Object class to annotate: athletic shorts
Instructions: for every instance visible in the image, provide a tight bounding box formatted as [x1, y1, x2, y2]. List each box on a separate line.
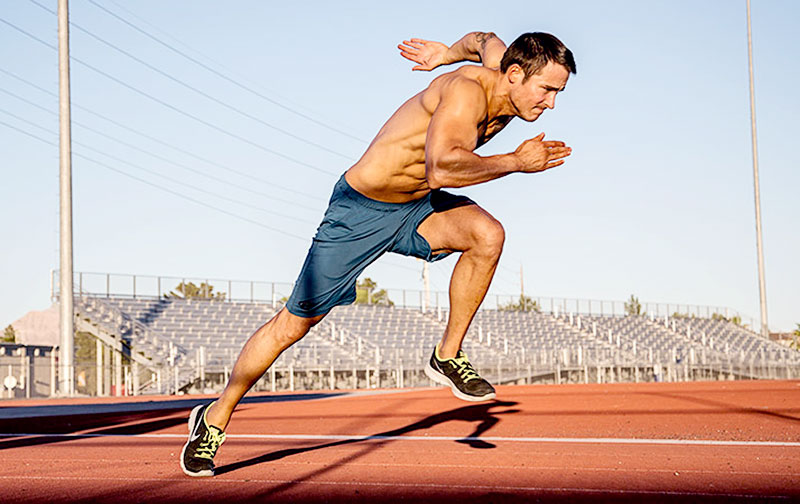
[285, 174, 474, 318]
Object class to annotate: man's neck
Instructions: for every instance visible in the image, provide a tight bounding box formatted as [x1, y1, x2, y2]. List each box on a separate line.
[486, 70, 516, 122]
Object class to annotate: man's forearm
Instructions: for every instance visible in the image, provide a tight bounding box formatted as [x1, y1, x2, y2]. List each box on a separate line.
[444, 32, 506, 68]
[427, 147, 520, 189]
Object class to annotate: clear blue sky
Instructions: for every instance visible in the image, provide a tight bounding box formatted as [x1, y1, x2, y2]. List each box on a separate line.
[1, 0, 797, 331]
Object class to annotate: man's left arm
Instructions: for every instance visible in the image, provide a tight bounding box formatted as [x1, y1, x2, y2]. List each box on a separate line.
[398, 32, 506, 71]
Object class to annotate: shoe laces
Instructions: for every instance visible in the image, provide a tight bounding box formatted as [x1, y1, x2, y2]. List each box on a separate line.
[452, 352, 480, 382]
[196, 427, 226, 460]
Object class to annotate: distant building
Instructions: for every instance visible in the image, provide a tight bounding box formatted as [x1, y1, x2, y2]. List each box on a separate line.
[10, 304, 59, 347]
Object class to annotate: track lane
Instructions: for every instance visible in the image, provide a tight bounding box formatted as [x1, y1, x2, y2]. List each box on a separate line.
[1, 380, 798, 502]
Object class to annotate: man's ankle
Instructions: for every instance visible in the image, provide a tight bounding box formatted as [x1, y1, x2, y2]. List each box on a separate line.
[435, 343, 458, 360]
[205, 401, 228, 431]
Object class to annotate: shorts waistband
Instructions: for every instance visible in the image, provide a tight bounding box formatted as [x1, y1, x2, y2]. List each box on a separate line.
[336, 174, 425, 211]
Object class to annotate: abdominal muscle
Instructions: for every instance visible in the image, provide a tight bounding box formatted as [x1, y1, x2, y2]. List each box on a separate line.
[344, 87, 440, 203]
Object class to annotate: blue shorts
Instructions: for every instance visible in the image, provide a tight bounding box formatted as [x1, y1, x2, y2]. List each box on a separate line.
[286, 174, 474, 318]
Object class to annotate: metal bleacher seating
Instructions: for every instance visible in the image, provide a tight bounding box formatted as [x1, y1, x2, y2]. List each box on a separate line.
[82, 296, 799, 390]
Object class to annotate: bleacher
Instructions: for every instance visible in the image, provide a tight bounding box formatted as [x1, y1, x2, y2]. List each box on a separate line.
[75, 296, 800, 393]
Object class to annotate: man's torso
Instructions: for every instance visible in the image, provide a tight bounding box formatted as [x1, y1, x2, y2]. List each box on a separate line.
[345, 65, 511, 203]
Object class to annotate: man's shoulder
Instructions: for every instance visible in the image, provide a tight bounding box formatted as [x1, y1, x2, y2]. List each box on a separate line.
[438, 66, 492, 91]
[431, 66, 491, 106]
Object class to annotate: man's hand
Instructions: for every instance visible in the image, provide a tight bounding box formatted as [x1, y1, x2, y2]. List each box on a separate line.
[399, 32, 506, 71]
[513, 133, 572, 173]
[398, 38, 449, 71]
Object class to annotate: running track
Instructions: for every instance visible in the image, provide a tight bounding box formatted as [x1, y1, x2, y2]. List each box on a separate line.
[1, 380, 799, 503]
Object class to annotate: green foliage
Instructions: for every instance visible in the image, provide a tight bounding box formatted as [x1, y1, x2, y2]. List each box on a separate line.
[499, 295, 541, 312]
[2, 324, 15, 343]
[792, 323, 800, 350]
[624, 295, 642, 316]
[355, 277, 394, 306]
[74, 330, 97, 396]
[166, 281, 226, 300]
[711, 312, 743, 326]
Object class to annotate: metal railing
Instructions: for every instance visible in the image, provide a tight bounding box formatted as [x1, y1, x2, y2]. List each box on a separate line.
[52, 270, 755, 327]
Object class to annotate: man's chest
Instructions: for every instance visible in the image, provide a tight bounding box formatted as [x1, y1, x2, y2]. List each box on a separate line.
[476, 117, 512, 148]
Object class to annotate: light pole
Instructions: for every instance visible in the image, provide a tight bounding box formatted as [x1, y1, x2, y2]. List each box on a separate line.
[58, 0, 75, 395]
[746, 0, 769, 338]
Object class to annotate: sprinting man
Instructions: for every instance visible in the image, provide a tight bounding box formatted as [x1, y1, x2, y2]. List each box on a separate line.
[181, 31, 575, 477]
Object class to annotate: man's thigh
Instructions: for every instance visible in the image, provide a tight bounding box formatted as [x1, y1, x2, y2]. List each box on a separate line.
[416, 203, 504, 255]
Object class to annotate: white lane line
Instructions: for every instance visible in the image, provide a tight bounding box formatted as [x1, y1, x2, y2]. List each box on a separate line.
[0, 475, 792, 499]
[2, 432, 800, 447]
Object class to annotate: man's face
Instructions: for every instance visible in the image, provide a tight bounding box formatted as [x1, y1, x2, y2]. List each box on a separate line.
[509, 61, 570, 122]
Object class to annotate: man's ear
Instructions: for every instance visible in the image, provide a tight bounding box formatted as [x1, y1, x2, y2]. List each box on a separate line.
[507, 64, 525, 85]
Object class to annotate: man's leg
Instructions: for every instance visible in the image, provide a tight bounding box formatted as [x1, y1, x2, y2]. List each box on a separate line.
[181, 307, 324, 477]
[206, 307, 325, 430]
[417, 204, 505, 359]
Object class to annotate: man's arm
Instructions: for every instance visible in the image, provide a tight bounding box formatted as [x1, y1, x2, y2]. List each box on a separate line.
[425, 78, 572, 189]
[398, 32, 506, 71]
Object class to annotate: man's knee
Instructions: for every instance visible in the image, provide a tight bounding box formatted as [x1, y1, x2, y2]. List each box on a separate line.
[267, 308, 323, 349]
[470, 217, 505, 259]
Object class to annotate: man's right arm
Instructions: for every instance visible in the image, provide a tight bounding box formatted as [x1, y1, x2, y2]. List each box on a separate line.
[399, 32, 506, 71]
[425, 78, 571, 189]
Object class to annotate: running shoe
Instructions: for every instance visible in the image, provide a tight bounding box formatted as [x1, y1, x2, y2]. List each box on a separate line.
[180, 402, 226, 477]
[424, 346, 496, 401]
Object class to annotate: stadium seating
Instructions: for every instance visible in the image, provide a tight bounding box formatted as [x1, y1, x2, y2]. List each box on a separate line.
[76, 296, 800, 393]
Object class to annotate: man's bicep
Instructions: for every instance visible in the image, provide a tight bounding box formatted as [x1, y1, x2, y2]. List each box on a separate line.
[425, 83, 485, 168]
[476, 32, 506, 69]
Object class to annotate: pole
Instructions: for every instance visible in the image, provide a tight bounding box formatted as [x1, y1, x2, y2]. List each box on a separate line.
[746, 0, 769, 338]
[58, 0, 74, 396]
[422, 260, 430, 313]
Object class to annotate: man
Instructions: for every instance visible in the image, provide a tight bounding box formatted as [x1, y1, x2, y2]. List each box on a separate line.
[181, 31, 575, 477]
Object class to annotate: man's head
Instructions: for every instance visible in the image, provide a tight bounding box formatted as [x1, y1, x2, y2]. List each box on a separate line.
[501, 32, 576, 121]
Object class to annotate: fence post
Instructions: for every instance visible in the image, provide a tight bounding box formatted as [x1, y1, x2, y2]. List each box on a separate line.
[50, 348, 57, 397]
[132, 361, 139, 396]
[96, 339, 103, 396]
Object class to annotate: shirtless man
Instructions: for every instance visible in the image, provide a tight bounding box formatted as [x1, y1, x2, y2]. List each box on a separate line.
[181, 31, 576, 477]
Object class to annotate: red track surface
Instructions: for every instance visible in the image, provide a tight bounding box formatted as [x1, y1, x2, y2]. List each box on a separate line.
[2, 380, 799, 503]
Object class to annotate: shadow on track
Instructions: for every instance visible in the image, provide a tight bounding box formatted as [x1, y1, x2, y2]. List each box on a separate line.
[0, 392, 346, 450]
[215, 400, 519, 497]
[0, 411, 188, 450]
[643, 390, 800, 424]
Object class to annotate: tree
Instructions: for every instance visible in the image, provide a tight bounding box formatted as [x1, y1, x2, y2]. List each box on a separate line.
[499, 295, 541, 312]
[355, 277, 394, 306]
[792, 323, 800, 351]
[2, 324, 14, 343]
[711, 312, 744, 327]
[624, 294, 642, 316]
[167, 281, 226, 300]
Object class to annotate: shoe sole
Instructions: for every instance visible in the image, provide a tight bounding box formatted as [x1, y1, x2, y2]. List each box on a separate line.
[180, 404, 214, 477]
[424, 361, 496, 402]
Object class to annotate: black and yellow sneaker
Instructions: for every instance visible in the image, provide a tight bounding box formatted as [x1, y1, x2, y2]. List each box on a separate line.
[180, 402, 226, 477]
[424, 346, 496, 402]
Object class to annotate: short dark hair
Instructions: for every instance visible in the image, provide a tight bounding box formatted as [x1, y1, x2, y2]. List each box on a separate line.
[500, 32, 576, 79]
